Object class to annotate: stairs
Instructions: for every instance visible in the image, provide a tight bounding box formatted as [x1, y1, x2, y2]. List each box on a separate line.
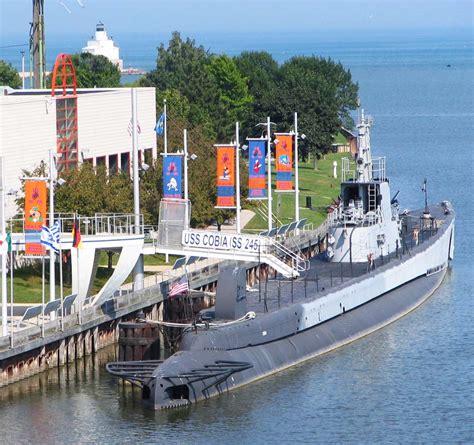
[368, 184, 377, 212]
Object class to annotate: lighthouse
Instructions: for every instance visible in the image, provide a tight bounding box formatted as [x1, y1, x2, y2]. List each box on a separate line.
[82, 22, 123, 70]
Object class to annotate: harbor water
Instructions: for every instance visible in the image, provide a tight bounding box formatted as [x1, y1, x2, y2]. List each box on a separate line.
[0, 32, 473, 443]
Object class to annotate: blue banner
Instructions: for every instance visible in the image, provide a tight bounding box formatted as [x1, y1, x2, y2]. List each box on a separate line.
[248, 139, 266, 199]
[163, 155, 182, 199]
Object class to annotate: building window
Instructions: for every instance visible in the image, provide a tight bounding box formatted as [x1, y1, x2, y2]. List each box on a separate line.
[109, 154, 118, 175]
[121, 152, 130, 174]
[144, 148, 152, 166]
[96, 156, 106, 167]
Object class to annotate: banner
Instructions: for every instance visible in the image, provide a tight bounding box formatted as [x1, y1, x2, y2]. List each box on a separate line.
[248, 139, 267, 200]
[24, 180, 47, 255]
[275, 133, 293, 191]
[163, 155, 183, 199]
[215, 144, 235, 208]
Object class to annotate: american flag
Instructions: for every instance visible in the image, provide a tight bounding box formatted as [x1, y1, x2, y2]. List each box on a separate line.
[169, 276, 189, 297]
[127, 119, 142, 136]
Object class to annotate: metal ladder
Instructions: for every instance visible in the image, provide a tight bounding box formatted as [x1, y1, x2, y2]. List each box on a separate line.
[368, 184, 377, 212]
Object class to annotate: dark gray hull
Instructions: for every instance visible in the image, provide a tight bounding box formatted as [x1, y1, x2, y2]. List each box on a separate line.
[144, 269, 446, 410]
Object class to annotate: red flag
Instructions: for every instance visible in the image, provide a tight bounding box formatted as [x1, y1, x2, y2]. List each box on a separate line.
[72, 215, 83, 248]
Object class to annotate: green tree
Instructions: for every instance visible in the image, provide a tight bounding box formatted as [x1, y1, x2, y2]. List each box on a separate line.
[274, 56, 358, 168]
[47, 53, 121, 88]
[206, 55, 253, 140]
[234, 51, 279, 138]
[0, 60, 21, 89]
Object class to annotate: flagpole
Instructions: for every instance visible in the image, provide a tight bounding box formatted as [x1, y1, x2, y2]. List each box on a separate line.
[132, 88, 144, 291]
[0, 157, 8, 337]
[235, 122, 241, 234]
[49, 150, 56, 317]
[9, 221, 14, 346]
[267, 117, 272, 232]
[10, 241, 14, 346]
[76, 213, 82, 325]
[59, 242, 64, 331]
[41, 253, 45, 337]
[294, 112, 300, 232]
[164, 99, 168, 155]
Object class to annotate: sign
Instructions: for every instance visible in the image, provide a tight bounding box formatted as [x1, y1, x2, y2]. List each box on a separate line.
[248, 139, 266, 200]
[215, 144, 235, 208]
[24, 180, 47, 255]
[275, 133, 293, 191]
[182, 230, 267, 253]
[163, 155, 183, 199]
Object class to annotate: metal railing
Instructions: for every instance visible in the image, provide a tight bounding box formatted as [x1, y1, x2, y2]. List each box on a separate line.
[7, 212, 144, 237]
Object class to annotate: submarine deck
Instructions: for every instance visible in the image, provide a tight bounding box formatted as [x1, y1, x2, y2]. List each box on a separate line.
[243, 204, 450, 316]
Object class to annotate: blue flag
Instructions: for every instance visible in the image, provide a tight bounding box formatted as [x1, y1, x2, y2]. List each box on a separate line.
[155, 113, 165, 136]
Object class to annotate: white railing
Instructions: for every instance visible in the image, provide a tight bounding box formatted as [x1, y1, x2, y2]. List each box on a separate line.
[7, 213, 144, 237]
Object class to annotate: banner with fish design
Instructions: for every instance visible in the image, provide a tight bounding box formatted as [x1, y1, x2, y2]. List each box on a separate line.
[215, 144, 235, 208]
[163, 155, 183, 199]
[24, 180, 47, 255]
[275, 133, 293, 192]
[248, 139, 267, 200]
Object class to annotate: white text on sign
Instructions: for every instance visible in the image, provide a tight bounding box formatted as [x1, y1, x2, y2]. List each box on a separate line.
[182, 230, 266, 252]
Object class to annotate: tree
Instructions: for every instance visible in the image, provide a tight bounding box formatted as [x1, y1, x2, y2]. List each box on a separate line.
[274, 56, 358, 168]
[0, 60, 21, 89]
[234, 51, 280, 138]
[46, 53, 121, 88]
[206, 55, 253, 140]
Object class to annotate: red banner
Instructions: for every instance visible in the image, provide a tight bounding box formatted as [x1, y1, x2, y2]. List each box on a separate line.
[215, 145, 235, 208]
[24, 180, 47, 255]
[275, 133, 293, 191]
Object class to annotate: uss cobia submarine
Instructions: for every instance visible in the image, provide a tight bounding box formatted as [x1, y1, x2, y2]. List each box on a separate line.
[107, 111, 455, 410]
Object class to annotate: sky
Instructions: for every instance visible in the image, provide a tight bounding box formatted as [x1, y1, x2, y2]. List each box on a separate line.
[0, 0, 472, 44]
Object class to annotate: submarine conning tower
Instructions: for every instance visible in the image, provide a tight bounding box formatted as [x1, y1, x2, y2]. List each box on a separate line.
[327, 110, 401, 263]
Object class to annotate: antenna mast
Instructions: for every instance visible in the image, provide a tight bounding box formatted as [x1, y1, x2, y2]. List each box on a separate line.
[31, 0, 46, 89]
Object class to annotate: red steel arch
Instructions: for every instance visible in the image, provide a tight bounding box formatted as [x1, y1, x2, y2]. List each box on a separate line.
[51, 53, 77, 97]
[51, 53, 79, 172]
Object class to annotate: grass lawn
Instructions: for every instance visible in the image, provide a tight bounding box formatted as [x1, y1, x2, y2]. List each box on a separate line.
[8, 262, 153, 305]
[98, 251, 179, 267]
[244, 152, 345, 231]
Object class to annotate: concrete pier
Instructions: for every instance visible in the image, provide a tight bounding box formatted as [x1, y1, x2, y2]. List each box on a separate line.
[0, 222, 329, 388]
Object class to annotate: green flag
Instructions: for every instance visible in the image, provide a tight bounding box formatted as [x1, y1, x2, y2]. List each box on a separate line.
[6, 232, 11, 253]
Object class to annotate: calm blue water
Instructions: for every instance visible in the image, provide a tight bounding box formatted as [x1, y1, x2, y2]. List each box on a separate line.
[0, 32, 473, 443]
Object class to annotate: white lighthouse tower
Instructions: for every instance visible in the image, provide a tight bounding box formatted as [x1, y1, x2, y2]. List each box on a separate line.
[82, 22, 123, 70]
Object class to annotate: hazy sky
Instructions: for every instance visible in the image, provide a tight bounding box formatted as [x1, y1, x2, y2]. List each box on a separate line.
[0, 0, 472, 41]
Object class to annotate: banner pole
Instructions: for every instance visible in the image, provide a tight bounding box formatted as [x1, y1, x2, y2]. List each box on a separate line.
[294, 112, 300, 232]
[235, 122, 241, 234]
[267, 117, 272, 231]
[184, 129, 189, 229]
[164, 99, 168, 155]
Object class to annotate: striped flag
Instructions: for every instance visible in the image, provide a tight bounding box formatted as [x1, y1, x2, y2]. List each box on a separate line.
[0, 232, 12, 253]
[72, 215, 83, 249]
[40, 221, 60, 253]
[127, 119, 142, 136]
[169, 276, 189, 297]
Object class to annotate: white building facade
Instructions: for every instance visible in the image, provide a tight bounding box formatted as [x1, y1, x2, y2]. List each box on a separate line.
[82, 22, 123, 70]
[0, 87, 157, 219]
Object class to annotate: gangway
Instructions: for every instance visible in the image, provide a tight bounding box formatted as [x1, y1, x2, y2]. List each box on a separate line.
[147, 229, 308, 278]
